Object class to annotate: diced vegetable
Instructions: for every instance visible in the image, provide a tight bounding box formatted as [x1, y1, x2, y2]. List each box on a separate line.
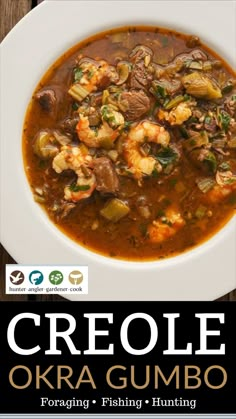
[203, 61, 212, 71]
[100, 198, 130, 222]
[69, 183, 90, 192]
[33, 130, 59, 159]
[116, 62, 130, 85]
[102, 89, 110, 105]
[183, 131, 209, 152]
[182, 72, 222, 100]
[164, 95, 185, 110]
[68, 84, 90, 101]
[211, 138, 226, 148]
[216, 170, 236, 186]
[196, 177, 216, 193]
[195, 205, 207, 219]
[185, 60, 203, 70]
[33, 194, 45, 204]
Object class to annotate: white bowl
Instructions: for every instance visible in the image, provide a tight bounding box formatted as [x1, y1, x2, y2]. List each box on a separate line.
[1, 0, 236, 300]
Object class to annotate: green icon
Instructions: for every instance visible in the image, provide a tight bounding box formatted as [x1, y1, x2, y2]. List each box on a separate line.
[49, 270, 64, 285]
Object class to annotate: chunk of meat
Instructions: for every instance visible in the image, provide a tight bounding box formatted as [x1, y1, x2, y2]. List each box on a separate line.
[175, 49, 208, 63]
[130, 62, 153, 89]
[35, 88, 57, 112]
[119, 90, 150, 120]
[60, 117, 80, 134]
[129, 45, 154, 89]
[130, 45, 153, 62]
[93, 157, 119, 194]
[155, 77, 182, 95]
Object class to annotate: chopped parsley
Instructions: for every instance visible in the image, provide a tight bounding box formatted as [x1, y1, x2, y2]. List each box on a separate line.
[69, 183, 90, 192]
[151, 167, 159, 178]
[72, 102, 79, 111]
[101, 105, 116, 124]
[156, 147, 178, 167]
[73, 67, 83, 82]
[87, 69, 95, 80]
[219, 162, 231, 171]
[218, 111, 231, 132]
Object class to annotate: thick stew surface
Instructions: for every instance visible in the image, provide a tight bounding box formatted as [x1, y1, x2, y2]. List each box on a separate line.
[23, 27, 236, 260]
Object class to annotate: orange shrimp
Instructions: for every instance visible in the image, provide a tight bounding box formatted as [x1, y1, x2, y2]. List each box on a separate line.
[52, 145, 96, 202]
[76, 110, 123, 148]
[148, 207, 185, 243]
[123, 120, 170, 179]
[205, 171, 236, 204]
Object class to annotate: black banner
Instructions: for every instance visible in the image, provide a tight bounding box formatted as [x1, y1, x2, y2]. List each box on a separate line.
[1, 301, 236, 414]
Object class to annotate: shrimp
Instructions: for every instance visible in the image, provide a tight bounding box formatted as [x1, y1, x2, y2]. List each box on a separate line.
[64, 173, 96, 203]
[52, 145, 96, 202]
[205, 185, 236, 203]
[52, 145, 92, 173]
[148, 207, 185, 243]
[158, 102, 192, 125]
[123, 121, 170, 179]
[76, 106, 124, 148]
[205, 171, 236, 204]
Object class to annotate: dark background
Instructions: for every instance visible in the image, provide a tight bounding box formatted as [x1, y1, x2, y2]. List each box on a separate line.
[1, 301, 236, 414]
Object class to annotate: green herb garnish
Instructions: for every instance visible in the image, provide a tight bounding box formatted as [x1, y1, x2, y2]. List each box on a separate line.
[218, 111, 231, 132]
[156, 147, 178, 167]
[72, 102, 79, 111]
[219, 162, 231, 171]
[101, 105, 116, 124]
[156, 85, 166, 99]
[74, 67, 83, 82]
[87, 69, 95, 79]
[151, 167, 159, 178]
[69, 183, 90, 192]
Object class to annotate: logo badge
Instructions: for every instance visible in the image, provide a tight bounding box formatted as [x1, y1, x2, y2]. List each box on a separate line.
[49, 270, 64, 285]
[29, 270, 44, 285]
[9, 270, 24, 285]
[68, 270, 83, 285]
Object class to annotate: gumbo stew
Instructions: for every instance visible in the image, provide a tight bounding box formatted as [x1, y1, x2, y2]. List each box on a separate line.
[23, 27, 236, 260]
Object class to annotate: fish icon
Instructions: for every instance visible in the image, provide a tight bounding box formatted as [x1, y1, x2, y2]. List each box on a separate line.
[29, 270, 44, 285]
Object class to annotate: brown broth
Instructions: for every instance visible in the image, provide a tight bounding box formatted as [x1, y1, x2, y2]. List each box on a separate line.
[23, 26, 236, 260]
